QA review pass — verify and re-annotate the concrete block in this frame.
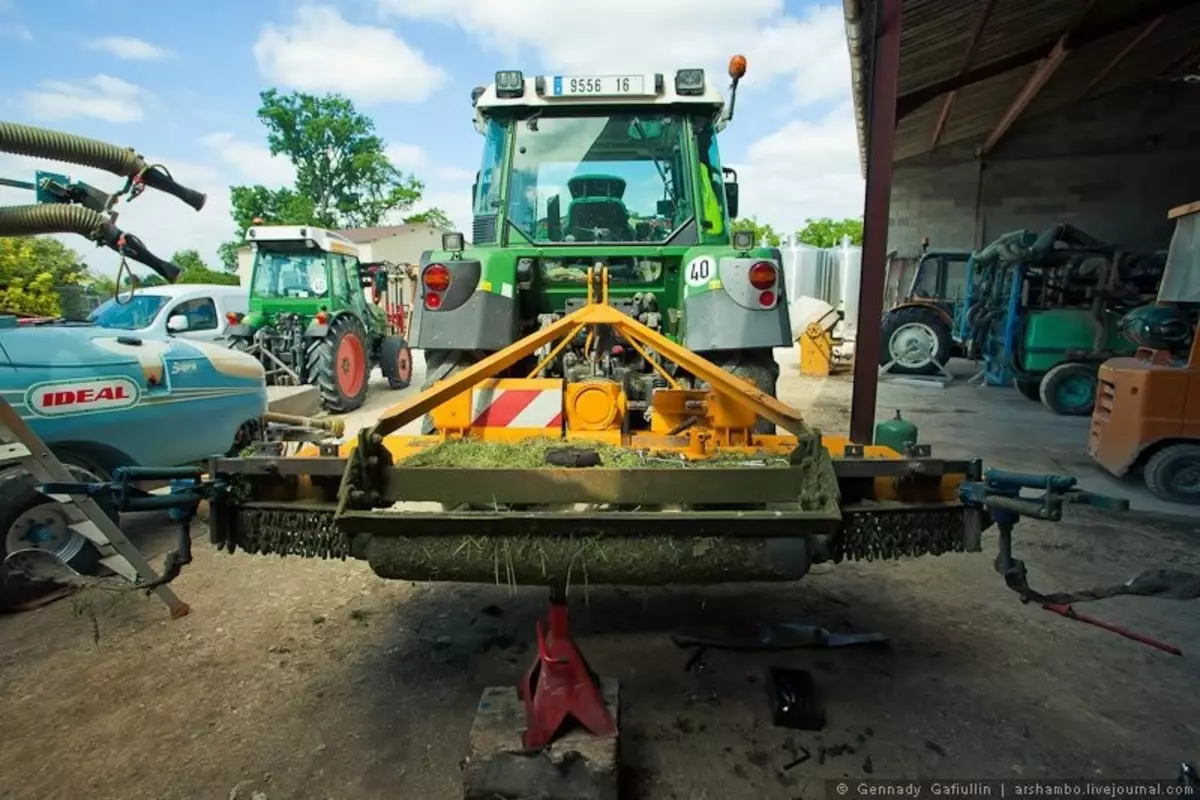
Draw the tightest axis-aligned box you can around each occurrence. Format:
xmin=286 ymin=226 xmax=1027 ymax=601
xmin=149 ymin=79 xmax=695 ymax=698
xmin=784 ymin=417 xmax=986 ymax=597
xmin=266 ymin=385 xmax=321 ymax=417
xmin=462 ymin=680 xmax=620 ymax=800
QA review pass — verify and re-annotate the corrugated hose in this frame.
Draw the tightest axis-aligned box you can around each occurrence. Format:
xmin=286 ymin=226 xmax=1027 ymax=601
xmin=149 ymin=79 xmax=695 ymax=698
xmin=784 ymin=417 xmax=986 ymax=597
xmin=0 ymin=120 xmax=206 ymax=211
xmin=0 ymin=204 xmax=180 ymax=283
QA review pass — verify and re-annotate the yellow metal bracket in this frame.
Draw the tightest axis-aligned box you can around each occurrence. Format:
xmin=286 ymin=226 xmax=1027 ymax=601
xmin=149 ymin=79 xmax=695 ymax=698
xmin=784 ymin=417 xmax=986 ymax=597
xmin=368 ymin=267 xmax=812 ymax=442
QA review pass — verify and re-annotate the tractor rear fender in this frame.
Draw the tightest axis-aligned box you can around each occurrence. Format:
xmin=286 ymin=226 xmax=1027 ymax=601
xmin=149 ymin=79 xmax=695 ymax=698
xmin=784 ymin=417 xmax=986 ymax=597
xmin=304 ymin=322 xmax=330 ymax=339
xmin=889 ymin=300 xmax=953 ymax=325
xmin=682 ymin=249 xmax=792 ymax=352
xmin=409 ymin=249 xmax=519 ymax=351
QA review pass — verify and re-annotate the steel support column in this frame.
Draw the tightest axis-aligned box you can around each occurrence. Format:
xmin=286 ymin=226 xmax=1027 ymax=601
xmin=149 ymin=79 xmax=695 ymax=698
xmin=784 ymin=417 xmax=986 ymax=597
xmin=849 ymin=0 xmax=902 ymax=444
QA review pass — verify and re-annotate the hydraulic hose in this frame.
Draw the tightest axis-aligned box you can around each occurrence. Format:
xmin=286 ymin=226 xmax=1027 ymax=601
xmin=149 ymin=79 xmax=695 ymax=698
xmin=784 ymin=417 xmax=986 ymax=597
xmin=0 ymin=204 xmax=180 ymax=283
xmin=0 ymin=121 xmax=206 ymax=212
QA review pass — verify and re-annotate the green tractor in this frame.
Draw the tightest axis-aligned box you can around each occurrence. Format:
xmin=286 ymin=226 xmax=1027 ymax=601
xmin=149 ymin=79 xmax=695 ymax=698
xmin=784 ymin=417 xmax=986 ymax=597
xmin=409 ymin=58 xmax=792 ymax=433
xmin=226 ymin=226 xmax=414 ymax=413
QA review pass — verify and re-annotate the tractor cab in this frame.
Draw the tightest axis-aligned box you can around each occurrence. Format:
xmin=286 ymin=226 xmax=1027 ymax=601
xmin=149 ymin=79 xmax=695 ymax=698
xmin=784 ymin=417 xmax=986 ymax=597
xmin=410 ymin=57 xmax=792 ymax=436
xmin=226 ymin=226 xmax=413 ymax=413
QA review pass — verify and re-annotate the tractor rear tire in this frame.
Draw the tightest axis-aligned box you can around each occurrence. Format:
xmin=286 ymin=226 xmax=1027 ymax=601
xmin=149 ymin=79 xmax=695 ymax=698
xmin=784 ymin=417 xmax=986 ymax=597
xmin=380 ymin=335 xmax=414 ymax=390
xmin=705 ymin=350 xmax=780 ymax=435
xmin=307 ymin=315 xmax=370 ymax=414
xmin=420 ymin=350 xmax=477 ymax=435
xmin=1039 ymin=362 xmax=1098 ymax=416
xmin=1143 ymin=443 xmax=1200 ymax=505
xmin=880 ymin=306 xmax=953 ymax=376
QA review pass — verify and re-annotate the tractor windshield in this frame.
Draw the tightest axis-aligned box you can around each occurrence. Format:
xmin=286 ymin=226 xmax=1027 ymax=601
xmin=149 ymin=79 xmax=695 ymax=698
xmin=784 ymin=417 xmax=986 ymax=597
xmin=507 ymin=112 xmax=694 ymax=245
xmin=251 ymin=247 xmax=331 ymax=299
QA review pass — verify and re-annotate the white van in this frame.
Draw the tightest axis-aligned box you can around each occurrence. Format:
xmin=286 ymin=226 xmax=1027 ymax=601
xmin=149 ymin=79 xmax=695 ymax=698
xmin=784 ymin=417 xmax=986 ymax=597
xmin=87 ymin=284 xmax=250 ymax=343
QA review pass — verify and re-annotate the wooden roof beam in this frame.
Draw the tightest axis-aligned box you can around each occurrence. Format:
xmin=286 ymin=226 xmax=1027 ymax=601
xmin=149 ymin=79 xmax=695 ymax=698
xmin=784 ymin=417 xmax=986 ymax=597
xmin=1079 ymin=17 xmax=1164 ymax=101
xmin=931 ymin=0 xmax=999 ymax=150
xmin=981 ymin=37 xmax=1069 ymax=155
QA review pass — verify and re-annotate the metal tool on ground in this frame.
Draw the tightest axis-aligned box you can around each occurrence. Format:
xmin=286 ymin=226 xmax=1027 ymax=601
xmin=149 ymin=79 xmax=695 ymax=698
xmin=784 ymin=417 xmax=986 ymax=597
xmin=1041 ymin=602 xmax=1182 ymax=655
xmin=671 ymin=622 xmax=887 ymax=651
xmin=225 ymin=226 xmax=414 ymax=413
xmin=1089 ymin=200 xmax=1200 ymax=505
xmin=0 ymin=397 xmax=189 ymax=616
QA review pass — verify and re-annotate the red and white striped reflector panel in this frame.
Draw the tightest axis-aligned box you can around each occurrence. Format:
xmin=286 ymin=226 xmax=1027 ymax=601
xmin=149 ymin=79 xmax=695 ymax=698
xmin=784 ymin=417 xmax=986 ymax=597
xmin=471 ymin=384 xmax=563 ymax=429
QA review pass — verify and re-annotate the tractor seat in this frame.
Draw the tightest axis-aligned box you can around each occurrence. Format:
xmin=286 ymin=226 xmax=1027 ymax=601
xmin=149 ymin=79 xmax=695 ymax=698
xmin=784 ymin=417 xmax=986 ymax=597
xmin=568 ymin=198 xmax=633 ymax=240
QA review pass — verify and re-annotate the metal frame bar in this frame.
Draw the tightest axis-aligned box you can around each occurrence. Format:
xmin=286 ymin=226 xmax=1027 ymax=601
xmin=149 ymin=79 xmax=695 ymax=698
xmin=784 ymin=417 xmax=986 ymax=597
xmin=1078 ymin=17 xmax=1163 ymax=102
xmin=849 ymin=0 xmax=902 ymax=444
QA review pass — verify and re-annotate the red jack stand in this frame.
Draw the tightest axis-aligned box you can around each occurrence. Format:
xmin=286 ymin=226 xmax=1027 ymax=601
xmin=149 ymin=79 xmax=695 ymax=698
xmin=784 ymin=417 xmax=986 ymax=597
xmin=519 ymin=585 xmax=616 ymax=749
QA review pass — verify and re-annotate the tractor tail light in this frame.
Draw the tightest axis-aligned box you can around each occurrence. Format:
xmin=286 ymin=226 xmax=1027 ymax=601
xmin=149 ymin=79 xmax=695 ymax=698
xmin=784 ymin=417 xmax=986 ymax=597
xmin=225 ymin=311 xmax=243 ymax=324
xmin=315 ymin=311 xmax=329 ymax=324
xmin=425 ymin=292 xmax=443 ymax=310
xmin=748 ymin=261 xmax=777 ymax=290
xmin=758 ymin=290 xmax=776 ymax=307
xmin=423 ymin=263 xmax=451 ymax=292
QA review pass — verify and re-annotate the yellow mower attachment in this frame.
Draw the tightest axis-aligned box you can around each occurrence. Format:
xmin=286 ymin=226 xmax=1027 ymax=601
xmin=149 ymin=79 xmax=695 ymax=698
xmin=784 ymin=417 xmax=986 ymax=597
xmin=208 ymin=267 xmax=986 ymax=586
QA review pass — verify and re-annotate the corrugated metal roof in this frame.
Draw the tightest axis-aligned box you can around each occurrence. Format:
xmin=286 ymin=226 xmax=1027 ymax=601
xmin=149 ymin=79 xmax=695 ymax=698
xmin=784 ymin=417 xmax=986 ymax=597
xmin=846 ymin=0 xmax=1200 ymax=170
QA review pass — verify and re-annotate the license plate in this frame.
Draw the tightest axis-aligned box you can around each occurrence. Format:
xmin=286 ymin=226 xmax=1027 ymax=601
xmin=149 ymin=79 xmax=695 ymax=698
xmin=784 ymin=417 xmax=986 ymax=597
xmin=551 ymin=74 xmax=648 ymax=97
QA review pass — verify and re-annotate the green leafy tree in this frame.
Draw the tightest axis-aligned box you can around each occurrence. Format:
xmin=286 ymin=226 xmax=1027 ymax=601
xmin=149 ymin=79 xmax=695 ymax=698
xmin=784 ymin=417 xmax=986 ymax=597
xmin=0 ymin=237 xmax=90 ymax=317
xmin=171 ymin=249 xmax=240 ymax=286
xmin=404 ymin=207 xmax=455 ymax=230
xmin=796 ymin=217 xmax=864 ymax=248
xmin=255 ymin=89 xmax=423 ymax=227
xmin=731 ymin=216 xmax=781 ymax=247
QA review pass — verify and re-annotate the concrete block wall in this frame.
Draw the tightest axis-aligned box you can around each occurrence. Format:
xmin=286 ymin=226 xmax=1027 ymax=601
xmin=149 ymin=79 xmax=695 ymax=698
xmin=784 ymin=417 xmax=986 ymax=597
xmin=887 ymin=82 xmax=1200 ymax=256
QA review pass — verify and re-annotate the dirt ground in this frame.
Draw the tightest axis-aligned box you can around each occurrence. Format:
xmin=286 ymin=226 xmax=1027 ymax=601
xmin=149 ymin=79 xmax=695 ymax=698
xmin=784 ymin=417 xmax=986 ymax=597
xmin=1 ymin=357 xmax=1198 ymax=800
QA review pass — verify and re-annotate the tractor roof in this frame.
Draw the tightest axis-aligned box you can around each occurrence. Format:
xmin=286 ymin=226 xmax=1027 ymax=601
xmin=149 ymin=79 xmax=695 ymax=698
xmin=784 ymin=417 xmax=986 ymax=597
xmin=246 ymin=225 xmax=359 ymax=256
xmin=473 ymin=70 xmax=726 ymax=115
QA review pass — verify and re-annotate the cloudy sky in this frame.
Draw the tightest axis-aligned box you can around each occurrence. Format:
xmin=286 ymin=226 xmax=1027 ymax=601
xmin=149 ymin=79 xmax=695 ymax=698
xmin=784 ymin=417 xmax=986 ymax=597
xmin=0 ymin=0 xmax=864 ymax=277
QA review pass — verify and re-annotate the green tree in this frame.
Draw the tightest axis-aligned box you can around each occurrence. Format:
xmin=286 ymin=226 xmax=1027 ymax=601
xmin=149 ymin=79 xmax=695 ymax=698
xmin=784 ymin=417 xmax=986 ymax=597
xmin=255 ymin=89 xmax=423 ymax=227
xmin=731 ymin=216 xmax=781 ymax=247
xmin=796 ymin=217 xmax=864 ymax=248
xmin=404 ymin=207 xmax=455 ymax=230
xmin=171 ymin=249 xmax=240 ymax=286
xmin=0 ymin=237 xmax=90 ymax=317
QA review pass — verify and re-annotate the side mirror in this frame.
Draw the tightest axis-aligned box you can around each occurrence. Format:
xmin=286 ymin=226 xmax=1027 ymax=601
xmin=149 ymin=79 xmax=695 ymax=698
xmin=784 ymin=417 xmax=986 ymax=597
xmin=372 ymin=271 xmax=386 ymax=303
xmin=724 ymin=182 xmax=740 ymax=219
xmin=167 ymin=314 xmax=188 ymax=332
xmin=472 ymin=170 xmax=480 ymax=207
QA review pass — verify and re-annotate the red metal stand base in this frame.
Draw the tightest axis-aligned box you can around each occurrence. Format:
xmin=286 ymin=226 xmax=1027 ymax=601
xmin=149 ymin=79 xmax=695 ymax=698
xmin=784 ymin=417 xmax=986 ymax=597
xmin=519 ymin=592 xmax=616 ymax=750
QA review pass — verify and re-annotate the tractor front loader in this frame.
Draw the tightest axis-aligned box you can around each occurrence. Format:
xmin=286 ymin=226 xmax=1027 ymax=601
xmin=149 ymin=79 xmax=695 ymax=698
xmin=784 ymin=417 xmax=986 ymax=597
xmin=226 ymin=226 xmax=413 ymax=413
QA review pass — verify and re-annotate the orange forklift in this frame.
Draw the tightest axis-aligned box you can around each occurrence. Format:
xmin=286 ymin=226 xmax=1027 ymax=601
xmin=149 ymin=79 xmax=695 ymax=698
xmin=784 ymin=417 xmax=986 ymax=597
xmin=1088 ymin=201 xmax=1200 ymax=505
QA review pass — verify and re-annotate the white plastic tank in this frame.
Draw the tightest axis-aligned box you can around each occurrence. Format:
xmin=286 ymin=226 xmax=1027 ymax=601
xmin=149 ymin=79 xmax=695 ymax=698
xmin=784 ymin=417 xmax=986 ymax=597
xmin=836 ymin=235 xmax=863 ymax=342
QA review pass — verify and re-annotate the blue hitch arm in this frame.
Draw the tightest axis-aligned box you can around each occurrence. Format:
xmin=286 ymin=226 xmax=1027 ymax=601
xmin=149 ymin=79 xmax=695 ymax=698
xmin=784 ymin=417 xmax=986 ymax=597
xmin=958 ymin=468 xmax=1130 ymax=603
xmin=36 ymin=466 xmax=217 ymax=590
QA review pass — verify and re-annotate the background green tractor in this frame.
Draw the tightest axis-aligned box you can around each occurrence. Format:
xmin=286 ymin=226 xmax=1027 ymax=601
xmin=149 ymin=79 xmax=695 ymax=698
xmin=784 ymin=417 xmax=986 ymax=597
xmin=226 ymin=225 xmax=413 ymax=413
xmin=409 ymin=59 xmax=792 ymax=434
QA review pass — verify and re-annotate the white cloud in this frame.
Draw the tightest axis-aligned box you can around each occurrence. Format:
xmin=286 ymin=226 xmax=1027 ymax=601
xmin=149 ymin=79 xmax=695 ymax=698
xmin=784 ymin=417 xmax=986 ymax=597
xmin=87 ymin=36 xmax=172 ymax=60
xmin=23 ymin=75 xmax=146 ymax=123
xmin=385 ymin=142 xmax=427 ymax=171
xmin=386 ymin=142 xmax=474 ymax=183
xmin=0 ymin=24 xmax=32 ymax=41
xmin=201 ymin=132 xmax=296 ymax=187
xmin=729 ymin=103 xmax=865 ymax=233
xmin=253 ymin=6 xmax=448 ymax=104
xmin=378 ymin=0 xmax=848 ymax=109
xmin=0 ymin=150 xmax=237 ymax=278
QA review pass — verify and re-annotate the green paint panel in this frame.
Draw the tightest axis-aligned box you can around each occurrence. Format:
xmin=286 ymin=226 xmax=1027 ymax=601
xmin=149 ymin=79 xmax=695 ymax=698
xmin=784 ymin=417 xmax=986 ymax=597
xmin=1020 ymin=309 xmax=1133 ymax=374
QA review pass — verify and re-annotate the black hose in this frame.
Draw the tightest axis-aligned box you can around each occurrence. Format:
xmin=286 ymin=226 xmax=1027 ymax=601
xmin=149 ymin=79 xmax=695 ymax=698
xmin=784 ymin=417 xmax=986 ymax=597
xmin=0 ymin=204 xmax=180 ymax=283
xmin=0 ymin=121 xmax=206 ymax=211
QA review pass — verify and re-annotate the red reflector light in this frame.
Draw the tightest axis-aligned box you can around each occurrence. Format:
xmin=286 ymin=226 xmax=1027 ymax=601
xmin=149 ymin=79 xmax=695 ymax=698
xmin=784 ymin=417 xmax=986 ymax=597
xmin=225 ymin=312 xmax=240 ymax=324
xmin=748 ymin=261 xmax=777 ymax=290
xmin=759 ymin=290 xmax=776 ymax=307
xmin=423 ymin=263 xmax=451 ymax=292
xmin=315 ymin=311 xmax=329 ymax=324
xmin=425 ymin=292 xmax=443 ymax=310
